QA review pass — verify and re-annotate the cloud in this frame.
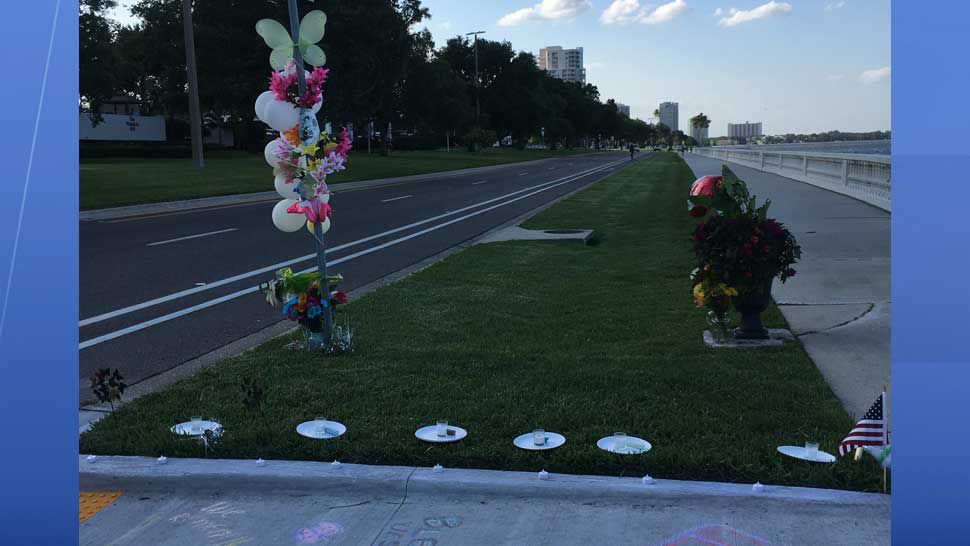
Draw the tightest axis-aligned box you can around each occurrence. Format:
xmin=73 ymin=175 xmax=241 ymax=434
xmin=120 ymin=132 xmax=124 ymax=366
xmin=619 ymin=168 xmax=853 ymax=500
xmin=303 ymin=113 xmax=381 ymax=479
xmin=643 ymin=0 xmax=689 ymax=24
xmin=825 ymin=1 xmax=846 ymax=11
xmin=600 ymin=0 xmax=688 ymax=25
xmin=826 ymin=74 xmax=844 ymax=81
xmin=498 ymin=0 xmax=592 ymax=26
xmin=713 ymin=8 xmax=724 ymax=16
xmin=859 ymin=66 xmax=890 ymax=85
xmin=717 ymin=1 xmax=792 ymax=27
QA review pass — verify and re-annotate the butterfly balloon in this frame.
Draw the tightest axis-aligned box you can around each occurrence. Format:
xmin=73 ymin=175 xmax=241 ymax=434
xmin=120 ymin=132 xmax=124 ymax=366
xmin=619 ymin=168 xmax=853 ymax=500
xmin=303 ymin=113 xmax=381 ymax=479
xmin=256 ymin=10 xmax=327 ymax=70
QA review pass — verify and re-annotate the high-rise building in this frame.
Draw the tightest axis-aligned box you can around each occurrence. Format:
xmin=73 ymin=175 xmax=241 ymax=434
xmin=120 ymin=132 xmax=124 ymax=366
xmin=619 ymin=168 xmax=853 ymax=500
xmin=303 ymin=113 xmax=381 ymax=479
xmin=727 ymin=122 xmax=763 ymax=140
xmin=659 ymin=102 xmax=679 ymax=132
xmin=616 ymin=103 xmax=631 ymax=117
xmin=538 ymin=46 xmax=586 ymax=85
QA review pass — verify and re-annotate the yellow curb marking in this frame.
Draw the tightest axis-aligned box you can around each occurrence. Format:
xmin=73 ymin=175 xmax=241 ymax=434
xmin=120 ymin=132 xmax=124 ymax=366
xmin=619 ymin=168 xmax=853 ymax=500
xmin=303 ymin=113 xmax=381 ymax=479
xmin=80 ymin=491 xmax=123 ymax=523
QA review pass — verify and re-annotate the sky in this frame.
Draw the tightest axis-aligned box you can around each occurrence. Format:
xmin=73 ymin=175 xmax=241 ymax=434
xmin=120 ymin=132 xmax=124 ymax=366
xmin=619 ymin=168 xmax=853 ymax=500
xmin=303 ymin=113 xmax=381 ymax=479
xmin=106 ymin=0 xmax=891 ymax=136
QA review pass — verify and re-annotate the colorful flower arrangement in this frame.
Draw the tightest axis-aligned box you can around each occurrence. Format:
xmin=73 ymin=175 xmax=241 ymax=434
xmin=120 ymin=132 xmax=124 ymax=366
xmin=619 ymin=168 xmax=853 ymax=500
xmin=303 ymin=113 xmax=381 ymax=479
xmin=270 ymin=60 xmax=329 ymax=108
xmin=261 ymin=267 xmax=346 ymax=333
xmin=687 ymin=167 xmax=801 ymax=338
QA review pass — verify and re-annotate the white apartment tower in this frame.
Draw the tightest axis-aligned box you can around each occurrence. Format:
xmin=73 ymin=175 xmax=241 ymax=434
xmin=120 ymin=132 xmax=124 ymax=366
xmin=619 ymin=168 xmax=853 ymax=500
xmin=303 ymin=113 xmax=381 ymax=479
xmin=659 ymin=102 xmax=679 ymax=132
xmin=616 ymin=103 xmax=631 ymax=117
xmin=538 ymin=46 xmax=586 ymax=85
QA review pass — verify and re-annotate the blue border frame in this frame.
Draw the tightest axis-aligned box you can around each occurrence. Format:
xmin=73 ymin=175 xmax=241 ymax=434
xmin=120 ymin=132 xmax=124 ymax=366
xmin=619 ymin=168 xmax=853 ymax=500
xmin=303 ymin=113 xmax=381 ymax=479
xmin=0 ymin=1 xmax=78 ymax=543
xmin=892 ymin=0 xmax=970 ymax=542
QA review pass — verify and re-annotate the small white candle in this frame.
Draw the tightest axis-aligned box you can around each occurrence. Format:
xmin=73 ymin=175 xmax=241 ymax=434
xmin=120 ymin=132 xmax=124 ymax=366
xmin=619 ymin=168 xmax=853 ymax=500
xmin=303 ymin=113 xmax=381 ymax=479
xmin=642 ymin=475 xmax=655 ymax=485
xmin=752 ymin=482 xmax=765 ymax=493
xmin=86 ymin=455 xmax=97 ymax=463
xmin=538 ymin=470 xmax=549 ymax=481
xmin=256 ymin=458 xmax=266 ymax=467
xmin=157 ymin=456 xmax=168 ymax=465
xmin=331 ymin=460 xmax=342 ymax=467
xmin=433 ymin=464 xmax=444 ymax=474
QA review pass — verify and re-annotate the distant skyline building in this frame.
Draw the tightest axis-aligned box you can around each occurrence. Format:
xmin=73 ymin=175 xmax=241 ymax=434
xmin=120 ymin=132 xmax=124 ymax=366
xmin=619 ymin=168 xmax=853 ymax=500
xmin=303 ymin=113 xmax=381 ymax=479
xmin=659 ymin=102 xmax=679 ymax=132
xmin=616 ymin=102 xmax=631 ymax=117
xmin=538 ymin=46 xmax=586 ymax=85
xmin=728 ymin=122 xmax=763 ymax=140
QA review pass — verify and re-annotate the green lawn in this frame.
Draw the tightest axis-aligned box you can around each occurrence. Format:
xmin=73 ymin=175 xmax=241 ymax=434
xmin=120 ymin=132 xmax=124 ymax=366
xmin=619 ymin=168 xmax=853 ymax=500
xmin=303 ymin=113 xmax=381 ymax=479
xmin=79 ymin=153 xmax=883 ymax=491
xmin=80 ymin=148 xmax=591 ymax=210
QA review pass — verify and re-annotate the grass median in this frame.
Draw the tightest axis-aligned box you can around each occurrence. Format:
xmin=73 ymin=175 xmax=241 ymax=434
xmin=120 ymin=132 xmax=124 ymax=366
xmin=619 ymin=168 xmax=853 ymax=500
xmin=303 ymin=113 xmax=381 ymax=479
xmin=80 ymin=152 xmax=883 ymax=492
xmin=80 ymin=147 xmax=591 ymax=210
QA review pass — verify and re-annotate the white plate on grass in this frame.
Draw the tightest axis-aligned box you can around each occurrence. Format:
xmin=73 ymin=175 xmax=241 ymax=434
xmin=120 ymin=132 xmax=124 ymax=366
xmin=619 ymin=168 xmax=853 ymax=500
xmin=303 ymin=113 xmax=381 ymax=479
xmin=777 ymin=445 xmax=836 ymax=463
xmin=513 ymin=432 xmax=566 ymax=451
xmin=597 ymin=435 xmax=652 ymax=455
xmin=296 ymin=420 xmax=347 ymax=439
xmin=415 ymin=425 xmax=467 ymax=443
xmin=171 ymin=420 xmax=222 ymax=436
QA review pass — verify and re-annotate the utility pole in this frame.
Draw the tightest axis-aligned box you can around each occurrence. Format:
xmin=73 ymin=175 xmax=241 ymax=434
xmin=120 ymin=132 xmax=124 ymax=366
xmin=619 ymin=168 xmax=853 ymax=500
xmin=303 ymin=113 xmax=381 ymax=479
xmin=286 ymin=0 xmax=333 ymax=344
xmin=466 ymin=31 xmax=485 ymax=126
xmin=181 ymin=0 xmax=204 ymax=169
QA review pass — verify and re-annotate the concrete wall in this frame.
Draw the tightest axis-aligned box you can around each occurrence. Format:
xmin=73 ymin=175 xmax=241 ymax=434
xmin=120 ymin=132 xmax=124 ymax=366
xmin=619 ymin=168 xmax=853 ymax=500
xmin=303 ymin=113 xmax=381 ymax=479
xmin=80 ymin=113 xmax=166 ymax=141
xmin=694 ymin=148 xmax=890 ymax=212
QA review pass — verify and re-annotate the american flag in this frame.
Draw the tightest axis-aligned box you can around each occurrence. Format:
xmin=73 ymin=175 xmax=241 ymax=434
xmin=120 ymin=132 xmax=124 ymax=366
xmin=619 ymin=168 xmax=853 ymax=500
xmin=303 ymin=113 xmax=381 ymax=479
xmin=838 ymin=392 xmax=887 ymax=457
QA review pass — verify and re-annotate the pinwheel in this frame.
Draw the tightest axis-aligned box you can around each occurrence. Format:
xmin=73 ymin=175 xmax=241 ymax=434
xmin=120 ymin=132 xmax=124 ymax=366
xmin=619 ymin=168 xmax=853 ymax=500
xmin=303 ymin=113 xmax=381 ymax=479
xmin=256 ymin=10 xmax=327 ymax=70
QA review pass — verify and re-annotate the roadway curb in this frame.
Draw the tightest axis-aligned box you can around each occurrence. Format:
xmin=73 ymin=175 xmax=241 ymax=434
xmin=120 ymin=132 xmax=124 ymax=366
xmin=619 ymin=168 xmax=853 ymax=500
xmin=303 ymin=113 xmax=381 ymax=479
xmin=79 ymin=153 xmax=610 ymax=221
xmin=79 ymin=455 xmax=889 ymax=507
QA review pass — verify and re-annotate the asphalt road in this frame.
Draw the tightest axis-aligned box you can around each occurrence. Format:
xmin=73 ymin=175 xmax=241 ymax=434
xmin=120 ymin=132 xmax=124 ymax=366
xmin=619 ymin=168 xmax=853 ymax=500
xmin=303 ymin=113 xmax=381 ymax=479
xmin=80 ymin=151 xmax=644 ymax=393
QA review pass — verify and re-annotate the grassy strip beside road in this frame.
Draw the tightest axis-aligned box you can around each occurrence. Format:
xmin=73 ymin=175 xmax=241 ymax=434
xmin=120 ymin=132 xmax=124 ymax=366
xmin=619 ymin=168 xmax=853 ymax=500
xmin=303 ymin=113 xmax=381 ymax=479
xmin=80 ymin=148 xmax=590 ymax=210
xmin=80 ymin=153 xmax=882 ymax=491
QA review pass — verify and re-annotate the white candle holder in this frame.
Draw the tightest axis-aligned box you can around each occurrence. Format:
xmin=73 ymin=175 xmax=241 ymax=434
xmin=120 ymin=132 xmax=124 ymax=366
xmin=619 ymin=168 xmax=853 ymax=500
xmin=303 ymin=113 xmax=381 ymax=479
xmin=752 ymin=482 xmax=765 ymax=493
xmin=642 ymin=475 xmax=655 ymax=485
xmin=538 ymin=470 xmax=550 ymax=481
xmin=256 ymin=458 xmax=266 ymax=467
xmin=157 ymin=456 xmax=168 ymax=465
xmin=432 ymin=464 xmax=444 ymax=474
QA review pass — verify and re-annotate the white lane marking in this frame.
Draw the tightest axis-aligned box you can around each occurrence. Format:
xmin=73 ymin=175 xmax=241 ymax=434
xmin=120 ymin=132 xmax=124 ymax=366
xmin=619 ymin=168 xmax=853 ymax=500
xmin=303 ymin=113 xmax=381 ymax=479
xmin=518 ymin=172 xmax=528 ymax=176
xmin=79 ymin=162 xmax=616 ymax=328
xmin=79 ymin=159 xmax=626 ymax=349
xmin=380 ymin=195 xmax=413 ymax=203
xmin=547 ymin=167 xmax=556 ymax=170
xmin=472 ymin=180 xmax=488 ymax=185
xmin=146 ymin=228 xmax=238 ymax=247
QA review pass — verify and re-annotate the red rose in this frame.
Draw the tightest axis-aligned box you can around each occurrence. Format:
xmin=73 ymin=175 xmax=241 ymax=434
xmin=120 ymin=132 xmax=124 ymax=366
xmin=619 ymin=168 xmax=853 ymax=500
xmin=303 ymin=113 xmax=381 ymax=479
xmin=331 ymin=291 xmax=347 ymax=305
xmin=750 ymin=236 xmax=759 ymax=244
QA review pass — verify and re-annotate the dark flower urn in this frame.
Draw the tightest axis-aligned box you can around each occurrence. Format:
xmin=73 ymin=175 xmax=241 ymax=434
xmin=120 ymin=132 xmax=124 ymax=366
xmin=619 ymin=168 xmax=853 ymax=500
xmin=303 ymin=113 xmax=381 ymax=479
xmin=733 ymin=276 xmax=774 ymax=340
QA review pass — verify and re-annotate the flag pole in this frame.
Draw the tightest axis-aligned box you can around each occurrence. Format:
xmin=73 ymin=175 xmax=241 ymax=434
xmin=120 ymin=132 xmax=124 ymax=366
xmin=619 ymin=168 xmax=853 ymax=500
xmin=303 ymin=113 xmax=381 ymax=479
xmin=883 ymin=385 xmax=889 ymax=492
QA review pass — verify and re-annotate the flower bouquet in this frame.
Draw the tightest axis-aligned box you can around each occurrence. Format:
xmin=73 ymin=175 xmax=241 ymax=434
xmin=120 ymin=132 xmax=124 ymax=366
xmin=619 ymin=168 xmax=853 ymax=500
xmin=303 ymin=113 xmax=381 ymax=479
xmin=688 ymin=167 xmax=801 ymax=340
xmin=260 ymin=267 xmax=348 ymax=350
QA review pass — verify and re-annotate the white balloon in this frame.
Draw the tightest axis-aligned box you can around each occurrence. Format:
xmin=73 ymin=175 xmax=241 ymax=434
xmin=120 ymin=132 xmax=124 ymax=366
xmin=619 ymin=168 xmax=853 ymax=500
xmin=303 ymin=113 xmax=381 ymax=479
xmin=274 ymin=174 xmax=299 ymax=199
xmin=272 ymin=199 xmax=305 ymax=232
xmin=254 ymin=92 xmax=274 ymax=122
xmin=306 ymin=217 xmax=331 ymax=235
xmin=264 ymin=100 xmax=299 ymax=132
xmin=264 ymin=139 xmax=282 ymax=168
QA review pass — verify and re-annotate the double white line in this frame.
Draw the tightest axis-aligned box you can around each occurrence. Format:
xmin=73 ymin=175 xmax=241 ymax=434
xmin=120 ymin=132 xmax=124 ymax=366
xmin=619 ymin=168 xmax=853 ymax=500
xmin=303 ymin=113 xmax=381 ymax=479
xmin=79 ymin=158 xmax=628 ymax=349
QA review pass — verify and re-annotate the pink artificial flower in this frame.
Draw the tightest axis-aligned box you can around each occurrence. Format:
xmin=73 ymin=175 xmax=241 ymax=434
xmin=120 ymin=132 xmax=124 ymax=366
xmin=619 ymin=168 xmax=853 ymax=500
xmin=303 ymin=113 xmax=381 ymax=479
xmin=286 ymin=198 xmax=332 ymax=223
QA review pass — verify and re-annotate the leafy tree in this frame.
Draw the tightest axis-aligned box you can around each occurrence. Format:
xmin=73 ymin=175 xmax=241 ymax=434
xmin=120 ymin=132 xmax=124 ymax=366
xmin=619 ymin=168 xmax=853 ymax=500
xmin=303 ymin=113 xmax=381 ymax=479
xmin=80 ymin=0 xmax=119 ymax=118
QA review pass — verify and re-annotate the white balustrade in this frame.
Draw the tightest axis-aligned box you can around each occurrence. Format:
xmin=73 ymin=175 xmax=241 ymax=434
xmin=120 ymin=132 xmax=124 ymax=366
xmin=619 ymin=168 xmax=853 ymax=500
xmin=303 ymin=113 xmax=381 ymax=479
xmin=692 ymin=148 xmax=891 ymax=211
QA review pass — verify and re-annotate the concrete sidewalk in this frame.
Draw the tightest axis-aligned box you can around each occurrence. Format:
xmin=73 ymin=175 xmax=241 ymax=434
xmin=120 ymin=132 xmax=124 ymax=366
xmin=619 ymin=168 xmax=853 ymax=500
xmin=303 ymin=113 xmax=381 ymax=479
xmin=80 ymin=456 xmax=890 ymax=546
xmin=683 ymin=153 xmax=890 ymax=419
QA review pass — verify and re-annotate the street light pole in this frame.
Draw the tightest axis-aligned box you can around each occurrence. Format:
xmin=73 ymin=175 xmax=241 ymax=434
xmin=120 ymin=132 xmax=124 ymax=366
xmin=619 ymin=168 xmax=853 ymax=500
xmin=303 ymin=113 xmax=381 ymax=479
xmin=181 ymin=0 xmax=204 ymax=169
xmin=466 ymin=31 xmax=485 ymax=127
xmin=286 ymin=0 xmax=333 ymax=344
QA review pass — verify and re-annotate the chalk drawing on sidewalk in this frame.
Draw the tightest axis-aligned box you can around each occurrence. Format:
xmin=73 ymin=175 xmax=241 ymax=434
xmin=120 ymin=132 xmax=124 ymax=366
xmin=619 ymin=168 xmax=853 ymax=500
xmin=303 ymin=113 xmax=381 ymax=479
xmin=168 ymin=501 xmax=253 ymax=546
xmin=656 ymin=524 xmax=771 ymax=546
xmin=294 ymin=521 xmax=344 ymax=544
xmin=375 ymin=515 xmax=464 ymax=546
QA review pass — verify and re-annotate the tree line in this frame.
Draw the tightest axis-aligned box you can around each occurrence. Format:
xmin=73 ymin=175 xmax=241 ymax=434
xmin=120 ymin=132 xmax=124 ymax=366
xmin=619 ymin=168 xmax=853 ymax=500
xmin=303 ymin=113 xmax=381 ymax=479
xmin=81 ymin=0 xmax=686 ymax=152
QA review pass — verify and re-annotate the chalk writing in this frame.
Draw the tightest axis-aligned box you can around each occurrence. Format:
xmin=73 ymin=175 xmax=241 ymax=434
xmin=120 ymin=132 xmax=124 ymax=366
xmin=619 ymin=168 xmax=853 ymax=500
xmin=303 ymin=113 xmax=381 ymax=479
xmin=168 ymin=501 xmax=252 ymax=546
xmin=375 ymin=515 xmax=464 ymax=546
xmin=656 ymin=524 xmax=770 ymax=546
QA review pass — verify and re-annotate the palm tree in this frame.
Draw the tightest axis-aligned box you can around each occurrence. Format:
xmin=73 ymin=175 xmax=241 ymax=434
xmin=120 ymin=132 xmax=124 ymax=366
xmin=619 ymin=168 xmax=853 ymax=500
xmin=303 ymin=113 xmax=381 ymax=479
xmin=690 ymin=113 xmax=711 ymax=147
